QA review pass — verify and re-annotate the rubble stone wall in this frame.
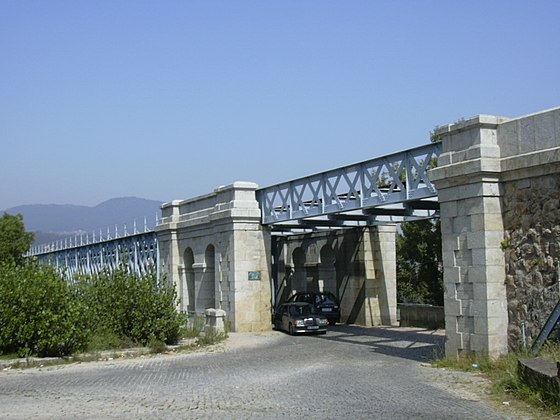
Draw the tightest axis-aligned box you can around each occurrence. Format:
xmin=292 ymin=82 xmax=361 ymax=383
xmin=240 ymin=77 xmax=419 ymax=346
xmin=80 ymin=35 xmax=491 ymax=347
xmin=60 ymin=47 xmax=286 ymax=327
xmin=503 ymin=174 xmax=560 ymax=351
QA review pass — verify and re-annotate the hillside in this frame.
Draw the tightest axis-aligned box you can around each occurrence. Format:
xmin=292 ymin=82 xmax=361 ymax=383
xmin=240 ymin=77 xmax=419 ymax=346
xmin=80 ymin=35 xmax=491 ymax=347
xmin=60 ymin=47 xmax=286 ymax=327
xmin=3 ymin=197 xmax=164 ymax=245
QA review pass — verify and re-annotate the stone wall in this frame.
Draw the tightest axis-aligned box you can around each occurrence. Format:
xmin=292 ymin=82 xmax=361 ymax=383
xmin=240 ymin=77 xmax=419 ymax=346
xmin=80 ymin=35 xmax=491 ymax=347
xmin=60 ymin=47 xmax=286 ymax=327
xmin=503 ymin=174 xmax=560 ymax=351
xmin=398 ymin=304 xmax=444 ymax=329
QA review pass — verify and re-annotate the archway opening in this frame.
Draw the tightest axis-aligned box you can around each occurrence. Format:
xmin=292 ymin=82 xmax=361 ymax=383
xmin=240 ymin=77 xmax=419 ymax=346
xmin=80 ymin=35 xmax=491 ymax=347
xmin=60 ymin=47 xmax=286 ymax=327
xmin=183 ymin=247 xmax=195 ymax=313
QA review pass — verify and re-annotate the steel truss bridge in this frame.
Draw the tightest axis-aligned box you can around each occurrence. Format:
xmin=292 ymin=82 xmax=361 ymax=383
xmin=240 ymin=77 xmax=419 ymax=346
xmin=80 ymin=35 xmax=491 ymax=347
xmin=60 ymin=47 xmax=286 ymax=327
xmin=30 ymin=228 xmax=159 ymax=282
xmin=29 ymin=142 xmax=441 ymax=275
xmin=257 ymin=142 xmax=442 ymax=232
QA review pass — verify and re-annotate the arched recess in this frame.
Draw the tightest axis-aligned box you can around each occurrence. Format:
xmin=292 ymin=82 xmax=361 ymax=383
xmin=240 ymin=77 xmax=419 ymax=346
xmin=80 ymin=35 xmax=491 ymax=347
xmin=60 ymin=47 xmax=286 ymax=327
xmin=319 ymin=245 xmax=337 ymax=295
xmin=197 ymin=244 xmax=216 ymax=311
xmin=183 ymin=248 xmax=195 ymax=313
xmin=273 ymin=239 xmax=290 ymax=307
xmin=292 ymin=247 xmax=307 ymax=293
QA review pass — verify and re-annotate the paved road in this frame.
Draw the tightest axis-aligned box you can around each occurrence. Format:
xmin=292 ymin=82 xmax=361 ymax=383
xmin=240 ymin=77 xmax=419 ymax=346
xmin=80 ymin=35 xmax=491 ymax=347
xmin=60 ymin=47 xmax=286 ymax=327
xmin=0 ymin=326 xmax=517 ymax=419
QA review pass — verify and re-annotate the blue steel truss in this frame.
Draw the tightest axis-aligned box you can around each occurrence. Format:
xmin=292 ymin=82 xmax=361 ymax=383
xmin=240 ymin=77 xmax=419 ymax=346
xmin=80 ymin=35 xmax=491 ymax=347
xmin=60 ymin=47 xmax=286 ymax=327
xmin=256 ymin=142 xmax=442 ymax=225
xmin=31 ymin=231 xmax=159 ymax=282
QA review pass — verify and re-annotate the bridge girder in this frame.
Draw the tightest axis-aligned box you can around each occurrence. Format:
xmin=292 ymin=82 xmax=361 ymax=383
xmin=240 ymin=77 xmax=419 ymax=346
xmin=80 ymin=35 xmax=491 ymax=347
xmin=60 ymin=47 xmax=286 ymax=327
xmin=256 ymin=142 xmax=441 ymax=231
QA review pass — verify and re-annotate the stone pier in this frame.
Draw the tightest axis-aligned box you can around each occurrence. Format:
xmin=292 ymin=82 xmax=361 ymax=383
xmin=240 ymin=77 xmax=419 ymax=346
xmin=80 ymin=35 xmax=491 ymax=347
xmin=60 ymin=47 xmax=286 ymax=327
xmin=156 ymin=182 xmax=272 ymax=332
xmin=430 ymin=107 xmax=560 ymax=358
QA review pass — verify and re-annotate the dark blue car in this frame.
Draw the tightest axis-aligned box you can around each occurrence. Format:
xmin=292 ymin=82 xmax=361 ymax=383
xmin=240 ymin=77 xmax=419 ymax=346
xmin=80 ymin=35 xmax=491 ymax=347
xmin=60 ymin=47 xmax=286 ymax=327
xmin=286 ymin=291 xmax=341 ymax=325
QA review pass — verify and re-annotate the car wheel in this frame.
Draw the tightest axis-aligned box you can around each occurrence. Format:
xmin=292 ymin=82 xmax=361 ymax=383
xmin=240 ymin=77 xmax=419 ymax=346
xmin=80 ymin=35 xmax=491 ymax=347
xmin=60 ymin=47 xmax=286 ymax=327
xmin=288 ymin=323 xmax=294 ymax=335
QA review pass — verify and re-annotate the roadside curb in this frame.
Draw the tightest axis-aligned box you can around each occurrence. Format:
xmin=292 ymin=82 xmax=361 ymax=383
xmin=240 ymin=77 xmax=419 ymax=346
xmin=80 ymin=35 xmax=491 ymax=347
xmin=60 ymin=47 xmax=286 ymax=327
xmin=1 ymin=338 xmax=199 ymax=371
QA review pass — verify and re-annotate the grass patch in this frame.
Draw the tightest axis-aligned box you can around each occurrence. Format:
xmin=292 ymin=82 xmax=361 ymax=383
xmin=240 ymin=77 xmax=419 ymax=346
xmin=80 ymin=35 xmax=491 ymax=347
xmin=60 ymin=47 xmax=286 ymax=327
xmin=197 ymin=327 xmax=228 ymax=347
xmin=148 ymin=336 xmax=168 ymax=354
xmin=86 ymin=327 xmax=137 ymax=352
xmin=0 ymin=353 xmax=20 ymax=360
xmin=180 ymin=314 xmax=206 ymax=338
xmin=433 ymin=344 xmax=560 ymax=418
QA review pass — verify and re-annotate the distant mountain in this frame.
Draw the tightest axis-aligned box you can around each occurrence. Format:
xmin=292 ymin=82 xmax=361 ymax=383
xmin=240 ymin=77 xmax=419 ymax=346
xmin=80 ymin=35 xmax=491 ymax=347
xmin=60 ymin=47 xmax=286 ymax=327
xmin=3 ymin=197 xmax=164 ymax=245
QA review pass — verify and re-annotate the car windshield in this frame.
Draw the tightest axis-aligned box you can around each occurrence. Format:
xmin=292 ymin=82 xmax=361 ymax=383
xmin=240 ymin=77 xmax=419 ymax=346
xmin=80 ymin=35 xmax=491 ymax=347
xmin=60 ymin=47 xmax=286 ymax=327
xmin=289 ymin=305 xmax=317 ymax=316
xmin=317 ymin=292 xmax=337 ymax=304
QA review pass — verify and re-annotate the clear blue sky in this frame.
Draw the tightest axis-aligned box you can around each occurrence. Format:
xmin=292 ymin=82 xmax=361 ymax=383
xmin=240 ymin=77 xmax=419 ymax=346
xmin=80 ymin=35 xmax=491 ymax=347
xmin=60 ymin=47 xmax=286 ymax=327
xmin=1 ymin=0 xmax=559 ymax=210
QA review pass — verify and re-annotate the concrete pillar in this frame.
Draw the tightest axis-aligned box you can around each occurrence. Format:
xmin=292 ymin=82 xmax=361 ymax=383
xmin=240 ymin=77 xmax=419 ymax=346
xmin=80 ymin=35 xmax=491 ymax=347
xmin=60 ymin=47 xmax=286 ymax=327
xmin=430 ymin=116 xmax=509 ymax=358
xmin=157 ymin=226 xmax=182 ymax=293
xmin=366 ymin=225 xmax=398 ymax=325
xmin=364 ymin=225 xmax=398 ymax=326
xmin=341 ymin=226 xmax=397 ymax=326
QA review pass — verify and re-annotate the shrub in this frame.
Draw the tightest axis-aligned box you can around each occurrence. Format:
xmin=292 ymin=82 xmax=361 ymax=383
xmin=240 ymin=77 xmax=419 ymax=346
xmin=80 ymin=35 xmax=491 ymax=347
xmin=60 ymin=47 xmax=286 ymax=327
xmin=0 ymin=262 xmax=183 ymax=357
xmin=80 ymin=267 xmax=182 ymax=346
xmin=0 ymin=262 xmax=89 ymax=357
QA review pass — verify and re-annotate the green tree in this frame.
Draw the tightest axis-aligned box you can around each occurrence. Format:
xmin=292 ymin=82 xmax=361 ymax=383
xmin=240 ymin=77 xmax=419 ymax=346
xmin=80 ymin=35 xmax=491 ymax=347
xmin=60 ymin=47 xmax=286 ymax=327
xmin=0 ymin=213 xmax=34 ymax=264
xmin=397 ymin=219 xmax=443 ymax=305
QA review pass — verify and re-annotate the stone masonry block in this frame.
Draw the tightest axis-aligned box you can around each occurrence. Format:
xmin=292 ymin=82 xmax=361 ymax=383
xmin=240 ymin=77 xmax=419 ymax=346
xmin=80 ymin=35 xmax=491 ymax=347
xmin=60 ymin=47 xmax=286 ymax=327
xmin=440 ymin=218 xmax=454 ymax=234
xmin=457 ymin=315 xmax=475 ymax=334
xmin=472 ymin=332 xmax=510 ymax=357
xmin=470 ymin=213 xmax=504 ymax=231
xmin=469 ymin=334 xmax=488 ymax=355
xmin=486 ymin=334 xmax=509 ymax=356
xmin=444 ymin=267 xmax=461 ymax=284
xmin=474 ymin=311 xmax=509 ymax=336
xmin=452 ymin=216 xmax=471 ymax=233
xmin=540 ymin=148 xmax=560 ymax=166
xmin=444 ymin=299 xmax=462 ymax=316
xmin=456 ymin=282 xmax=474 ymax=300
xmin=437 ymin=184 xmax=481 ymax=203
xmin=465 ymin=144 xmax=501 ymax=160
xmin=457 ymin=198 xmax=484 ymax=216
xmin=519 ymin=118 xmax=537 ymax=154
xmin=471 ymin=248 xmax=505 ymax=267
xmin=497 ymin=120 xmax=519 ymax=158
xmin=442 ymin=235 xmax=460 ymax=252
xmin=445 ymin=328 xmax=464 ymax=349
xmin=472 ymin=282 xmax=507 ymax=302
xmin=442 ymin=250 xmax=456 ymax=267
xmin=439 ymin=201 xmax=458 ymax=218
xmin=467 ymin=265 xmax=506 ymax=284
xmin=466 ymin=230 xmax=504 ymax=250
xmin=482 ymin=197 xmax=504 ymax=215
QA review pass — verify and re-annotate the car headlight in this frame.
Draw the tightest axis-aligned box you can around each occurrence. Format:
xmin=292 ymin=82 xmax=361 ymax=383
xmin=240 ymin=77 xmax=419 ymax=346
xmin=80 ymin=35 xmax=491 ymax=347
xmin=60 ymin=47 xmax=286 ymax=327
xmin=295 ymin=320 xmax=305 ymax=327
xmin=319 ymin=319 xmax=328 ymax=326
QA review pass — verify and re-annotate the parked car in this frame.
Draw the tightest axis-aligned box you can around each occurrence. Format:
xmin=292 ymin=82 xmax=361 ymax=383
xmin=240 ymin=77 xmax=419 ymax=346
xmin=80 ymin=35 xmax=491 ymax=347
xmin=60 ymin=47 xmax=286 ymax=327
xmin=286 ymin=291 xmax=341 ymax=325
xmin=273 ymin=302 xmax=328 ymax=335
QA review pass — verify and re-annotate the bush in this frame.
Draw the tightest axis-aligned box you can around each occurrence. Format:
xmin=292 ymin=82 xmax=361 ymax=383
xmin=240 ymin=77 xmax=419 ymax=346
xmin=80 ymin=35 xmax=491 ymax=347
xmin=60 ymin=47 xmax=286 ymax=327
xmin=80 ymin=267 xmax=182 ymax=347
xmin=0 ymin=262 xmax=89 ymax=357
xmin=0 ymin=261 xmax=183 ymax=357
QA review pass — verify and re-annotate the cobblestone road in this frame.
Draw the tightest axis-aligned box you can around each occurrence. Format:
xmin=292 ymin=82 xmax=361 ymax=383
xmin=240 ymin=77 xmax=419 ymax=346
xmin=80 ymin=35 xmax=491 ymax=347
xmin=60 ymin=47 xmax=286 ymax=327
xmin=0 ymin=326 xmax=521 ymax=419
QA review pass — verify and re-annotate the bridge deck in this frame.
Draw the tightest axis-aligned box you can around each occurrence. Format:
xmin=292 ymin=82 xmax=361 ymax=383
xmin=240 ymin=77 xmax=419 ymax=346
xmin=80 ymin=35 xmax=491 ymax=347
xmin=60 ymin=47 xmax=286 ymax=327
xmin=256 ymin=142 xmax=441 ymax=229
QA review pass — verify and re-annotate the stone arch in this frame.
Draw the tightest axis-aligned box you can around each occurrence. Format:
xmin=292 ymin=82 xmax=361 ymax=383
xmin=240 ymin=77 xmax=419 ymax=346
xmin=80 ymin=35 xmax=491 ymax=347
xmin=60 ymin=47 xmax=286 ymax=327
xmin=183 ymin=247 xmax=195 ymax=313
xmin=197 ymin=244 xmax=216 ymax=311
xmin=319 ymin=245 xmax=337 ymax=295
